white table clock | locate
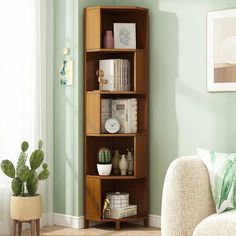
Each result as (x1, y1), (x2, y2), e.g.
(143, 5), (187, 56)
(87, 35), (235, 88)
(105, 118), (121, 134)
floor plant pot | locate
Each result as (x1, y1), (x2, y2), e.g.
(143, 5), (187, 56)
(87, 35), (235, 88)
(10, 195), (42, 221)
(97, 164), (112, 176)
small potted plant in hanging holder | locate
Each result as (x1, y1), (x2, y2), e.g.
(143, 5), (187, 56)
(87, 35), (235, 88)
(97, 148), (112, 176)
(1, 140), (49, 222)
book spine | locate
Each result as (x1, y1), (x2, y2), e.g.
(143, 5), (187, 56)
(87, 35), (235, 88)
(127, 99), (132, 133)
(124, 60), (127, 91)
(127, 60), (131, 91)
(101, 99), (112, 133)
(132, 98), (138, 133)
(114, 59), (118, 91)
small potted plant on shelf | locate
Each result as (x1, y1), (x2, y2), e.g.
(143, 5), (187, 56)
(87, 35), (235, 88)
(0, 140), (49, 221)
(97, 148), (112, 176)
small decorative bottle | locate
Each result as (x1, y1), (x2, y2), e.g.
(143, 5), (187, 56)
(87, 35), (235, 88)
(103, 30), (114, 49)
(127, 149), (134, 175)
(119, 154), (128, 176)
(112, 150), (120, 175)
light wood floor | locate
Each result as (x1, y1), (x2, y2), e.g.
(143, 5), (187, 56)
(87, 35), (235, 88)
(22, 224), (161, 236)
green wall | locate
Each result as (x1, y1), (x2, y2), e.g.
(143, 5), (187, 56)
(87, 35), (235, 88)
(54, 0), (236, 217)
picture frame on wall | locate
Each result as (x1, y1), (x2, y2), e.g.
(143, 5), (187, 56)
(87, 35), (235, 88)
(207, 9), (236, 92)
(114, 23), (136, 49)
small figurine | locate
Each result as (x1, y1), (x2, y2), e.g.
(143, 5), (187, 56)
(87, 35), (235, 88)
(102, 196), (111, 219)
(96, 69), (107, 90)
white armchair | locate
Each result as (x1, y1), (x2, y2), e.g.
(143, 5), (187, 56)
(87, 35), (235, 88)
(161, 156), (236, 236)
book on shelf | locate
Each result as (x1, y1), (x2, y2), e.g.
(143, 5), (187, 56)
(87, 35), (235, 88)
(101, 99), (112, 133)
(101, 98), (137, 133)
(99, 59), (131, 91)
(99, 59), (115, 91)
(105, 205), (137, 219)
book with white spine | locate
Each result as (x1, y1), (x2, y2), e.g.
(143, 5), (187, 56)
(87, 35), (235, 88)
(132, 98), (138, 133)
(99, 59), (115, 91)
(101, 99), (112, 133)
(127, 60), (131, 91)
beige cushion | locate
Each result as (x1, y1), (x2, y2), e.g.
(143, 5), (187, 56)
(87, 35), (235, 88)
(193, 209), (236, 236)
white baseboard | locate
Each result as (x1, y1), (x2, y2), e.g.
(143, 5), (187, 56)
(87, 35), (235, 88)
(53, 213), (84, 229)
(53, 213), (161, 229)
(149, 214), (161, 228)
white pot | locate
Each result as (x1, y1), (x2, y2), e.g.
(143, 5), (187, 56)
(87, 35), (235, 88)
(10, 195), (42, 221)
(97, 164), (112, 176)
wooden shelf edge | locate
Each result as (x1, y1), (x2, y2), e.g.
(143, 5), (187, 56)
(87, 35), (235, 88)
(86, 175), (146, 180)
(85, 133), (146, 137)
(86, 90), (147, 95)
(86, 6), (148, 11)
(86, 215), (147, 222)
(86, 48), (146, 53)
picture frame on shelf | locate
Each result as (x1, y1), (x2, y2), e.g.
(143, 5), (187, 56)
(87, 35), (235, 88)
(114, 23), (136, 49)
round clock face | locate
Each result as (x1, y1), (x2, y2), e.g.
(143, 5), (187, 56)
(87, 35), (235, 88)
(105, 118), (121, 134)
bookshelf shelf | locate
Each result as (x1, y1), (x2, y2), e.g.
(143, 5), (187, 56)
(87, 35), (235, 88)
(86, 48), (145, 53)
(86, 90), (146, 95)
(84, 6), (149, 230)
(86, 133), (146, 137)
(87, 175), (146, 180)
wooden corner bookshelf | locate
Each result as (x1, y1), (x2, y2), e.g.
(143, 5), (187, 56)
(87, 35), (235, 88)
(84, 6), (149, 230)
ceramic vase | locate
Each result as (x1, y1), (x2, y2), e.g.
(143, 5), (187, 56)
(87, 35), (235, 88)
(103, 30), (114, 49)
(119, 154), (128, 176)
(127, 150), (134, 175)
(112, 150), (120, 175)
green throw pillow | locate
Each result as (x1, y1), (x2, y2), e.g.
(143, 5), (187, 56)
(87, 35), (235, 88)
(197, 148), (236, 213)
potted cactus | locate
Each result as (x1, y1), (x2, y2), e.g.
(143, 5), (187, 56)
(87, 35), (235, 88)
(0, 140), (49, 221)
(97, 148), (112, 176)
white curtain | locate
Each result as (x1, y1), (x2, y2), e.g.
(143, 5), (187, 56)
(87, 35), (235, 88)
(0, 0), (53, 235)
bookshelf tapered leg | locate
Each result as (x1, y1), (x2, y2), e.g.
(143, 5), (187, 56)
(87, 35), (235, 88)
(115, 221), (120, 230)
(84, 219), (89, 228)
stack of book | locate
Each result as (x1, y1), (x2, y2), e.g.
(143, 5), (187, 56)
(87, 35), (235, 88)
(99, 59), (131, 91)
(101, 98), (137, 133)
(105, 205), (137, 219)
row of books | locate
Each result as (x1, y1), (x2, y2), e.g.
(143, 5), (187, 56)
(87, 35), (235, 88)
(102, 98), (138, 133)
(99, 59), (131, 91)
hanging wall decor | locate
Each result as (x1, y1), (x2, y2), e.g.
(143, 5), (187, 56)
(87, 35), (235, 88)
(59, 47), (73, 86)
(207, 9), (236, 91)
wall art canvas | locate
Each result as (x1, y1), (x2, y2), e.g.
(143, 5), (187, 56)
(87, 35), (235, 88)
(207, 9), (236, 91)
(114, 23), (136, 49)
(59, 59), (73, 86)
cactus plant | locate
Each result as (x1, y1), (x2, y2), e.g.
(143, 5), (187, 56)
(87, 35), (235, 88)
(0, 140), (50, 196)
(98, 148), (111, 164)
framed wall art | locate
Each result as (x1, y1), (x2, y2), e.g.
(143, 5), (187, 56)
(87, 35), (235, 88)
(207, 9), (236, 91)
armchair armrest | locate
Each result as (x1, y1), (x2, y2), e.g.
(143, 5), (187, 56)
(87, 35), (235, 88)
(161, 156), (215, 236)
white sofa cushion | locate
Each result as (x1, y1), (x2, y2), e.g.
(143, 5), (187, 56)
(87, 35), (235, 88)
(193, 209), (236, 236)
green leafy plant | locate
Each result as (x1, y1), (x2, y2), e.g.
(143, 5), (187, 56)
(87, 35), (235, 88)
(97, 148), (111, 164)
(1, 140), (49, 196)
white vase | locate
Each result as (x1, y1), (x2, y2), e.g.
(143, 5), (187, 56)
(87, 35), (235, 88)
(119, 155), (128, 175)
